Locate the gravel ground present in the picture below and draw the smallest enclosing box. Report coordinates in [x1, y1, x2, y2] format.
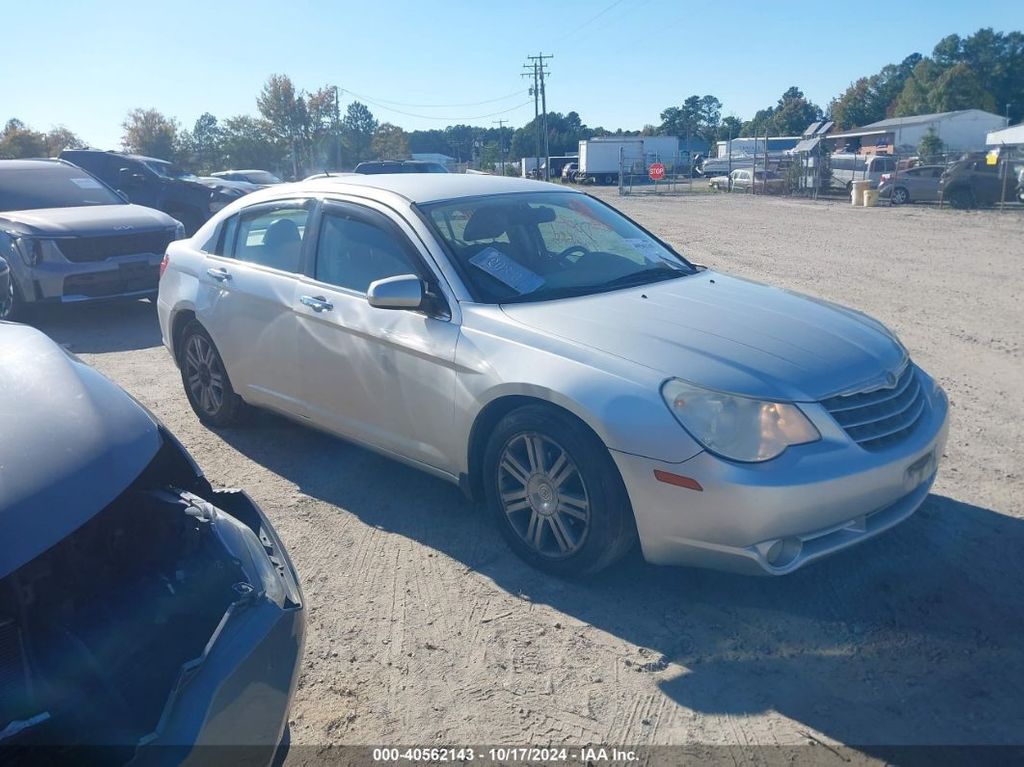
[29, 191, 1024, 761]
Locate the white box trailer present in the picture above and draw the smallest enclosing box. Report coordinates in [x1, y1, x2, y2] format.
[576, 137, 681, 184]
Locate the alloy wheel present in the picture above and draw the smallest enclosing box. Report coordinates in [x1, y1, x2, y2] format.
[892, 187, 909, 205]
[497, 432, 590, 559]
[184, 334, 226, 416]
[0, 279, 13, 320]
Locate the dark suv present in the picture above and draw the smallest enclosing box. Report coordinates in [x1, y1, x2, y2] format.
[938, 152, 1016, 209]
[60, 149, 243, 234]
[353, 159, 449, 174]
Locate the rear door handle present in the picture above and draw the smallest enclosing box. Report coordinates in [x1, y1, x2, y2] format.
[300, 295, 334, 313]
[206, 267, 232, 282]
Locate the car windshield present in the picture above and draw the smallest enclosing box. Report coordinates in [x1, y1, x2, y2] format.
[144, 160, 199, 181]
[0, 165, 123, 211]
[420, 192, 695, 304]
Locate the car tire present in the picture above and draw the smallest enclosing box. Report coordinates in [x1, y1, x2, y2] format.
[0, 277, 21, 322]
[178, 320, 250, 427]
[946, 187, 974, 209]
[483, 404, 637, 576]
[891, 186, 910, 205]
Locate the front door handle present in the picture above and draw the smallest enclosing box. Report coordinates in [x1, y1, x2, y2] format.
[300, 295, 334, 313]
[206, 267, 232, 282]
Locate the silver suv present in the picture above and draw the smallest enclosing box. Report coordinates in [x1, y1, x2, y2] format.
[0, 159, 183, 320]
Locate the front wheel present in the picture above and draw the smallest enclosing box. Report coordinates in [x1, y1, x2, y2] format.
[0, 276, 20, 321]
[891, 186, 910, 205]
[483, 405, 636, 576]
[178, 320, 249, 427]
[945, 187, 974, 209]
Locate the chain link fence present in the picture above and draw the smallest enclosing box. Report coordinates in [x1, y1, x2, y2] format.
[701, 147, 1024, 210]
[616, 150, 698, 196]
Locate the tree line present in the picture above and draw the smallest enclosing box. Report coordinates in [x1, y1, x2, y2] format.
[2, 27, 1019, 175]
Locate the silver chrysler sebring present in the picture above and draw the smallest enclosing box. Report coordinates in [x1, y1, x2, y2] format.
[157, 175, 948, 576]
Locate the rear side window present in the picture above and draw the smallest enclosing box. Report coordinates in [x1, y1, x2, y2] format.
[227, 203, 311, 273]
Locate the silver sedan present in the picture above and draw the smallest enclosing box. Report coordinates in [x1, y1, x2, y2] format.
[157, 175, 948, 576]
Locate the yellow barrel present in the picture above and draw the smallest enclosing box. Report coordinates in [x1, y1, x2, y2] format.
[863, 189, 880, 207]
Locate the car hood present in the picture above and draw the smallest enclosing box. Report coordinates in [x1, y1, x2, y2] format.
[0, 204, 178, 237]
[499, 270, 906, 402]
[0, 323, 162, 578]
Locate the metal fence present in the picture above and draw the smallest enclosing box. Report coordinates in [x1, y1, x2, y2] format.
[617, 150, 698, 196]
[702, 147, 1024, 210]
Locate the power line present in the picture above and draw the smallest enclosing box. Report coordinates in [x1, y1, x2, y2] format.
[339, 91, 534, 121]
[340, 87, 529, 109]
[575, 0, 627, 34]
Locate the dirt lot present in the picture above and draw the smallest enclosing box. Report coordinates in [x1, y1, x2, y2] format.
[30, 192, 1023, 760]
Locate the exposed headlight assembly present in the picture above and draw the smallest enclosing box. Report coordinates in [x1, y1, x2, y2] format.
[662, 379, 820, 462]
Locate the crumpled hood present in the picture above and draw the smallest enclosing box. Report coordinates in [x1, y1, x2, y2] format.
[0, 204, 179, 237]
[0, 323, 162, 578]
[500, 270, 906, 402]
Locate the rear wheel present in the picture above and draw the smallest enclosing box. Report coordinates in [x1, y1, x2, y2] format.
[178, 320, 249, 427]
[891, 186, 910, 205]
[483, 405, 636, 576]
[946, 186, 975, 209]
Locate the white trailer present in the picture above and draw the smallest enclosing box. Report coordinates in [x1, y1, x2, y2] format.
[576, 137, 681, 184]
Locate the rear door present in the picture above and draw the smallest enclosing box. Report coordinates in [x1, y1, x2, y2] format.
[197, 199, 315, 415]
[293, 199, 461, 471]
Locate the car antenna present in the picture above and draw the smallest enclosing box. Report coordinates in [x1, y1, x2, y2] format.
[323, 167, 330, 177]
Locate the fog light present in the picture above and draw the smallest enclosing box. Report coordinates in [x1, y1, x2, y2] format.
[765, 537, 802, 567]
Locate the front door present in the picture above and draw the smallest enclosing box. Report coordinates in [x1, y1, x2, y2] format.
[294, 200, 460, 472]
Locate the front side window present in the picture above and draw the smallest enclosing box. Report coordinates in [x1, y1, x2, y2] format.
[230, 203, 311, 272]
[0, 164, 123, 211]
[314, 208, 422, 293]
[421, 192, 695, 304]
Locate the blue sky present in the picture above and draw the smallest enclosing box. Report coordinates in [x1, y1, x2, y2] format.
[3, 0, 1021, 148]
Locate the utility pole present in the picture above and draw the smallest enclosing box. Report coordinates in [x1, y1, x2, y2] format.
[333, 85, 342, 170]
[524, 53, 552, 180]
[493, 119, 508, 174]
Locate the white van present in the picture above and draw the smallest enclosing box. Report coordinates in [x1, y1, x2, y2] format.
[829, 153, 896, 191]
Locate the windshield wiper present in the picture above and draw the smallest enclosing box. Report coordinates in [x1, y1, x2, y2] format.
[599, 267, 688, 290]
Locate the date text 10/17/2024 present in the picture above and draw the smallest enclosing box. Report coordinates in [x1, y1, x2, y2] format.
[372, 746, 640, 763]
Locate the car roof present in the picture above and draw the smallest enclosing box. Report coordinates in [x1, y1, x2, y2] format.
[0, 158, 74, 170]
[242, 174, 573, 206]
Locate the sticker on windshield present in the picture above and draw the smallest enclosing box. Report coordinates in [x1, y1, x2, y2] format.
[624, 238, 665, 262]
[70, 177, 103, 189]
[469, 247, 545, 294]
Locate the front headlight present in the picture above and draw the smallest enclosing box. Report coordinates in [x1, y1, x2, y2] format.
[13, 237, 43, 266]
[661, 379, 820, 462]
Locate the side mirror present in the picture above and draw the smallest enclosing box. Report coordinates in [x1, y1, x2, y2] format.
[367, 274, 425, 311]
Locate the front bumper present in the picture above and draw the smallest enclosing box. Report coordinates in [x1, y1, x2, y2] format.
[612, 379, 950, 575]
[12, 253, 161, 304]
[134, 489, 305, 763]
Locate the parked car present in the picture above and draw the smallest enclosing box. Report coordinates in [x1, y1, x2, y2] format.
[0, 322, 304, 757]
[0, 159, 184, 321]
[60, 149, 244, 234]
[199, 176, 261, 196]
[561, 162, 578, 181]
[878, 164, 945, 205]
[939, 152, 1016, 208]
[353, 160, 449, 174]
[158, 175, 948, 577]
[0, 253, 10, 319]
[211, 169, 283, 186]
[730, 168, 786, 194]
[830, 153, 896, 192]
[708, 174, 730, 191]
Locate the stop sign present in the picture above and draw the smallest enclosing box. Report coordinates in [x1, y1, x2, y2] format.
[649, 162, 666, 181]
